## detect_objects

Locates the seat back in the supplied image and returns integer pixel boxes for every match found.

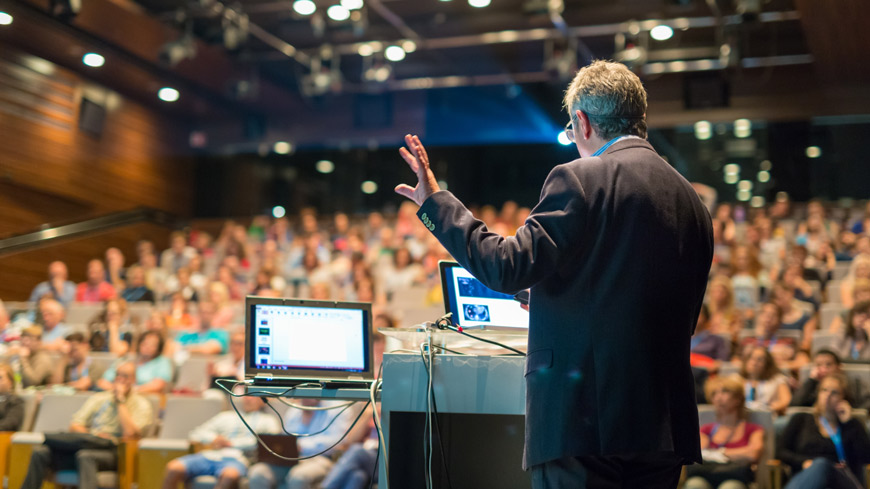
[698,405,775,489]
[819,303,847,330]
[826,280,843,304]
[66,303,105,324]
[173,356,214,392]
[31,394,92,433]
[159,396,224,439]
[19,392,39,432]
[811,331,841,355]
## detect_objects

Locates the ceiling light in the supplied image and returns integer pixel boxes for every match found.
[293,0,316,15]
[805,146,821,158]
[468,0,491,6]
[760,160,772,171]
[361,181,378,194]
[402,40,417,53]
[558,130,571,146]
[0,12,12,25]
[724,163,740,175]
[82,53,105,68]
[734,118,751,138]
[737,189,751,202]
[358,44,374,56]
[316,160,335,174]
[384,45,406,62]
[750,196,765,208]
[694,121,712,140]
[757,170,770,183]
[327,5,350,21]
[273,141,292,154]
[341,0,364,9]
[737,180,753,191]
[724,173,739,184]
[650,25,673,41]
[272,206,286,219]
[157,87,180,102]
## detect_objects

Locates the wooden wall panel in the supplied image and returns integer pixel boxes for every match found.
[0,43,194,238]
[0,44,195,300]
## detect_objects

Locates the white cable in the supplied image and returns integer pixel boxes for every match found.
[371,371,388,489]
[427,334,435,489]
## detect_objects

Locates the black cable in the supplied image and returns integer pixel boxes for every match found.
[263,397,355,438]
[420,345,455,489]
[221,379,371,462]
[368,436,380,489]
[444,324,526,356]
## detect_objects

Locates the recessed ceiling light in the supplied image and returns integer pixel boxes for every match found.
[384,45,406,62]
[650,25,673,41]
[293,0,316,15]
[82,53,105,68]
[468,0,491,6]
[158,87,180,102]
[327,5,350,21]
[341,0,364,9]
[0,12,13,25]
[273,141,292,154]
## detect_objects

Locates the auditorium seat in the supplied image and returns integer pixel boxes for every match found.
[698,405,776,489]
[173,355,215,392]
[826,280,843,304]
[820,303,847,330]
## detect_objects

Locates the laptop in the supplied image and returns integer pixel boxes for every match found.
[256,434,299,467]
[245,296,375,388]
[438,261,529,331]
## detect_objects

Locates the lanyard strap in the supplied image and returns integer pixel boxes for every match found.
[591,136,630,156]
[709,422,740,448]
[820,416,846,463]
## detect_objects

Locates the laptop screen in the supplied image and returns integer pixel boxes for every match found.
[245,297,373,382]
[439,261,529,330]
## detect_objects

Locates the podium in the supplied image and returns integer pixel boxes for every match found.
[379,328,530,489]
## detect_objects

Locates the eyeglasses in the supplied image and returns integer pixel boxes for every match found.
[565,121,575,143]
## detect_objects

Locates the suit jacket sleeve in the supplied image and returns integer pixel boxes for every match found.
[417,164,586,293]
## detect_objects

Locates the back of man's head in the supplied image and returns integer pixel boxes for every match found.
[563,60,648,140]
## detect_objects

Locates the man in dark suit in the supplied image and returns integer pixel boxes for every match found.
[395,60,713,488]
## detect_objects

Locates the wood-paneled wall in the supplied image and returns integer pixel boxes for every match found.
[0,43,195,300]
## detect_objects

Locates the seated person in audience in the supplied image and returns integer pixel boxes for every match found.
[105,247,127,291]
[177,301,229,355]
[21,361,153,489]
[161,392,280,489]
[143,311,177,358]
[9,326,54,388]
[829,280,870,333]
[685,375,765,489]
[771,281,817,352]
[841,254,870,309]
[97,331,172,394]
[37,298,71,352]
[737,302,805,370]
[206,282,237,327]
[88,298,133,356]
[0,363,25,431]
[29,261,77,306]
[836,300,870,362]
[707,275,742,335]
[778,373,870,489]
[781,262,820,311]
[692,304,731,370]
[210,330,245,382]
[163,266,199,302]
[739,345,792,414]
[76,259,117,303]
[730,245,764,314]
[792,349,870,410]
[0,300,11,344]
[120,265,155,304]
[161,231,196,275]
[61,333,105,392]
[248,399,359,489]
[165,292,196,329]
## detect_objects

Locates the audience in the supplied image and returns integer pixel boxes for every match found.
[62,332,103,391]
[120,265,156,304]
[739,345,792,415]
[691,304,731,370]
[685,375,765,489]
[0,363,24,431]
[37,298,71,352]
[778,373,870,488]
[97,331,172,394]
[792,349,870,410]
[176,301,229,355]
[21,361,153,489]
[161,392,280,489]
[12,326,54,388]
[88,298,132,356]
[76,259,117,303]
[29,261,76,306]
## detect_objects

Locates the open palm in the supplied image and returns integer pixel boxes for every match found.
[395,134,441,206]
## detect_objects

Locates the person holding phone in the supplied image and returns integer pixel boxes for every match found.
[396,60,713,488]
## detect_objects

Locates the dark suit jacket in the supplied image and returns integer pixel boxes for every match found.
[417,138,713,469]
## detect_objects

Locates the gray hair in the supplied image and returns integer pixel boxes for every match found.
[563,60,648,140]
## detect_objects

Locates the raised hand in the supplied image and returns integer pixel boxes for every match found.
[395,134,441,206]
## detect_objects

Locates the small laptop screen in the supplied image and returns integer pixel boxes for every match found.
[246,298,372,380]
[439,261,529,330]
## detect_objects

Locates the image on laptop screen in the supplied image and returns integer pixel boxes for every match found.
[245,297,373,383]
[439,261,529,330]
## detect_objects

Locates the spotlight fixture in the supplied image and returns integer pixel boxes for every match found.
[341,0,364,9]
[273,141,293,154]
[694,121,712,140]
[158,34,197,67]
[316,160,335,174]
[158,87,180,102]
[0,11,12,25]
[733,118,751,138]
[384,45,406,62]
[82,53,105,67]
[327,5,350,21]
[361,181,378,194]
[293,0,316,15]
[805,146,821,158]
[650,25,673,41]
[358,44,374,56]
[469,0,491,6]
[272,206,286,218]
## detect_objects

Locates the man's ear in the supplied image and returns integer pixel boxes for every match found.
[575,109,593,141]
